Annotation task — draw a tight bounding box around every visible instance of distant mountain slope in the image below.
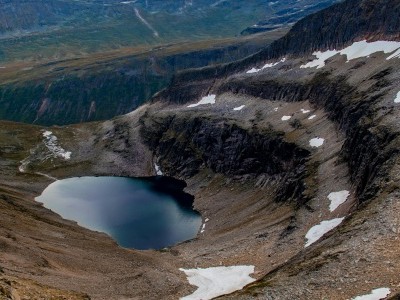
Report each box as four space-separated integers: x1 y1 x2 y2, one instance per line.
0 0 337 62
159 0 400 97
240 0 339 35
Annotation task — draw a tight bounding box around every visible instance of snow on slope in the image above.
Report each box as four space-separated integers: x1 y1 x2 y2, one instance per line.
394 91 400 103
309 137 324 148
328 190 350 212
233 105 245 111
301 40 400 69
43 131 71 160
154 163 163 175
187 95 216 108
305 218 344 247
246 58 286 74
352 288 391 300
180 265 256 300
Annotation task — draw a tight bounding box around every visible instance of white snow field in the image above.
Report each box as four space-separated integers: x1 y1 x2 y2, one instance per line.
180 265 256 300
308 114 317 120
305 217 345 247
301 40 400 69
281 115 292 121
187 95 216 108
352 288 391 300
328 190 350 212
309 137 324 147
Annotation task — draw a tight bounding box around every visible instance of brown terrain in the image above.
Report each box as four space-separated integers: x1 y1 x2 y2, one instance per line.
0 0 400 299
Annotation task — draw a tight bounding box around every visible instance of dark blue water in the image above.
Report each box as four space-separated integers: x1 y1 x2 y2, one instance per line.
36 176 202 250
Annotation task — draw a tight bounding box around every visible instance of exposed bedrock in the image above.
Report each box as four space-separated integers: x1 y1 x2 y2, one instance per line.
140 113 311 205
151 62 400 207
217 72 400 204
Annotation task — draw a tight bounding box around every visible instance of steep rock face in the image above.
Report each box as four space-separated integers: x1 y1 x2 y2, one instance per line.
218 72 398 203
140 113 311 203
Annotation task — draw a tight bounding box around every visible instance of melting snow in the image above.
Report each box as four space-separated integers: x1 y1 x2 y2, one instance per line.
309 137 324 147
42 131 72 160
187 95 216 108
308 114 317 120
246 58 286 74
155 163 163 176
281 115 291 121
301 109 311 113
300 40 400 69
328 190 350 212
352 288 391 300
274 107 279 111
18 157 30 173
394 91 400 103
301 50 339 69
305 217 344 247
200 218 209 233
233 105 245 111
180 265 256 300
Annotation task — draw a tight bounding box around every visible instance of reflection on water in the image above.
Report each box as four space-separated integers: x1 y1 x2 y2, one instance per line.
36 176 201 250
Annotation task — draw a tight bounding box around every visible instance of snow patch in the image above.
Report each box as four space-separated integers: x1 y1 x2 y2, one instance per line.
274 107 279 112
200 223 206 233
352 288 391 300
42 131 72 160
308 114 317 120
200 218 209 233
179 265 256 300
309 137 324 148
328 190 350 212
300 40 400 69
18 157 30 173
155 163 163 176
394 91 400 103
301 109 311 114
281 115 291 121
300 50 339 69
246 58 286 74
233 105 245 111
305 218 344 247
187 95 216 108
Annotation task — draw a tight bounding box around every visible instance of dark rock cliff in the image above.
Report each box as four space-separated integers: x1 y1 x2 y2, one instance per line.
218 71 399 204
140 113 311 204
